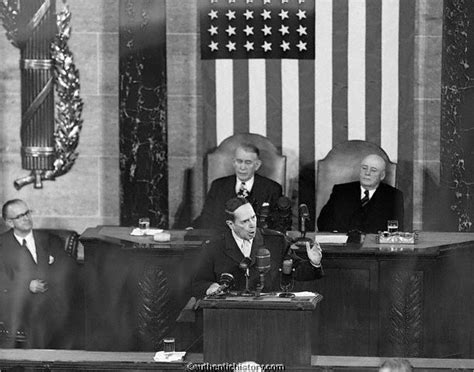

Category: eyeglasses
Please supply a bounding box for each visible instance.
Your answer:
[8,210,33,220]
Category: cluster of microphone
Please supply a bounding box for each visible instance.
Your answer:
[212,247,295,298]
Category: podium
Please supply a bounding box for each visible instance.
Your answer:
[199,293,322,365]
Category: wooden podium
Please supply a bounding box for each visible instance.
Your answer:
[199,293,322,366]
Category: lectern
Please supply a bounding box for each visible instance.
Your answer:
[199,293,322,365]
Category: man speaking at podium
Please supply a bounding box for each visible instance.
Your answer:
[192,197,323,298]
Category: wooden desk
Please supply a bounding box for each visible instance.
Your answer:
[81,227,474,358]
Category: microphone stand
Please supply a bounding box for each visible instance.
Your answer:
[241,269,253,297]
[293,216,314,247]
[255,272,265,297]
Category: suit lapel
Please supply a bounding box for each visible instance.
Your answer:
[223,231,245,264]
[33,231,48,268]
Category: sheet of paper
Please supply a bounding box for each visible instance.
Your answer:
[314,234,348,244]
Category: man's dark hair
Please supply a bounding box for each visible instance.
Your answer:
[2,199,24,220]
[237,143,260,158]
[224,197,249,222]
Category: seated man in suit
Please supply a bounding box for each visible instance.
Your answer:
[317,154,404,234]
[192,143,283,232]
[0,199,75,348]
[192,197,323,298]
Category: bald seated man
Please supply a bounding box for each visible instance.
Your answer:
[317,154,404,233]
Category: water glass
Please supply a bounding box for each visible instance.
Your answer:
[387,220,399,233]
[138,217,150,231]
[163,337,175,353]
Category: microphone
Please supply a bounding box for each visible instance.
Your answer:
[215,272,234,295]
[294,203,313,248]
[298,204,310,236]
[209,273,234,296]
[239,257,253,296]
[256,248,271,296]
[279,258,295,298]
[272,196,292,233]
[257,202,270,229]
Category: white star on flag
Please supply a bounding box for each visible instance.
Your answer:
[228,0,235,3]
[226,25,236,36]
[261,41,272,52]
[279,9,289,20]
[296,24,307,36]
[226,40,236,52]
[243,24,254,36]
[208,25,218,35]
[226,9,236,20]
[279,24,289,35]
[261,9,271,20]
[209,41,219,51]
[296,9,306,20]
[243,40,254,51]
[261,24,272,36]
[246,0,253,3]
[281,0,289,3]
[280,40,290,51]
[208,9,218,20]
[298,0,305,3]
[243,9,254,20]
[296,40,307,51]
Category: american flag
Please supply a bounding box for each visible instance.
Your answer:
[200,0,314,59]
[200,0,415,229]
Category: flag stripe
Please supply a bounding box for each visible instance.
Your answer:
[216,60,234,143]
[266,60,282,151]
[281,59,299,196]
[202,59,217,150]
[299,59,316,225]
[332,0,349,145]
[365,0,382,145]
[380,0,399,162]
[233,60,249,134]
[347,0,366,140]
[249,59,267,136]
[314,0,333,160]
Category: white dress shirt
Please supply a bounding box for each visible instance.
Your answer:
[231,230,253,257]
[14,231,37,263]
[360,186,376,200]
[235,176,255,195]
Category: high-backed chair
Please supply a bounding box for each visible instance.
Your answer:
[206,133,286,194]
[315,140,397,230]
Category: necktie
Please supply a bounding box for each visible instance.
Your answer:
[238,182,249,198]
[241,240,251,257]
[361,189,370,207]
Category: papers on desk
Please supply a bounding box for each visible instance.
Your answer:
[314,234,348,244]
[153,351,186,362]
[130,228,164,236]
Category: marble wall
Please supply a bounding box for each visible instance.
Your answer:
[0,0,120,233]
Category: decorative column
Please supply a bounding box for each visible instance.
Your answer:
[119,0,168,228]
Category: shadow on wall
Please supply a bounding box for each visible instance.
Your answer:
[172,168,194,229]
[423,167,459,231]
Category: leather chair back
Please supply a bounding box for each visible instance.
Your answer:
[315,140,397,229]
[206,133,286,193]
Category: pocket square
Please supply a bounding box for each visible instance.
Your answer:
[48,255,55,265]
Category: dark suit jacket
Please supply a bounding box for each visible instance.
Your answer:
[317,181,404,233]
[0,229,74,348]
[193,174,283,231]
[192,228,323,298]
